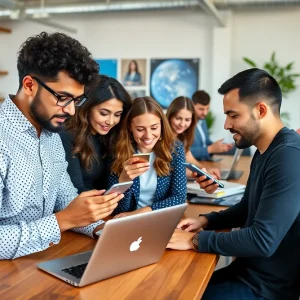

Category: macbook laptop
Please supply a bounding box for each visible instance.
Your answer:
[38,203,187,287]
[220,149,244,180]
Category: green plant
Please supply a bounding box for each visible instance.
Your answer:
[206,110,215,133]
[243,52,300,125]
[243,52,300,98]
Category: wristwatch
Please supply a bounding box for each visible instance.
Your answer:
[191,233,199,251]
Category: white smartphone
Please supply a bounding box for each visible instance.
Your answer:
[104,181,133,195]
[183,162,224,188]
[132,153,150,163]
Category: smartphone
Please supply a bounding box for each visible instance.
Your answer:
[183,162,224,188]
[104,181,134,195]
[132,153,150,163]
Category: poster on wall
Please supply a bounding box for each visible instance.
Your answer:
[95,59,117,79]
[150,58,199,108]
[121,59,147,87]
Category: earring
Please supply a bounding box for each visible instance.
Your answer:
[159,136,162,140]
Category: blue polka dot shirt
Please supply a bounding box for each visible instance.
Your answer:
[108,141,187,213]
[0,96,104,259]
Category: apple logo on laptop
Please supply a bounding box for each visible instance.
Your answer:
[130,237,142,252]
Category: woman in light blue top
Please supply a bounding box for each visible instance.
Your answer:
[108,96,186,218]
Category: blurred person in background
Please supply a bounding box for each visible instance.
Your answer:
[191,90,233,161]
[166,96,220,179]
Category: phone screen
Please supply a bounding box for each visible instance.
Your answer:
[132,153,150,163]
[104,181,133,195]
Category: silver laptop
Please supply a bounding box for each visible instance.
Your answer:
[38,203,187,287]
[220,149,244,180]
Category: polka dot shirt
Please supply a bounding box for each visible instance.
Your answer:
[108,141,187,214]
[0,96,103,260]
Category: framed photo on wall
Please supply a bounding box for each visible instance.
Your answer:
[121,59,147,87]
[150,58,199,108]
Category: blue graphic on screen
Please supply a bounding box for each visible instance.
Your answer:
[95,59,117,79]
[150,59,199,108]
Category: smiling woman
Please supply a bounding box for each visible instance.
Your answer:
[60,75,132,193]
[166,96,221,179]
[108,97,187,218]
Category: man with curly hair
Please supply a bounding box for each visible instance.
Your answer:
[0,32,124,259]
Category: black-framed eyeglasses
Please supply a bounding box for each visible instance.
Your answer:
[32,76,88,107]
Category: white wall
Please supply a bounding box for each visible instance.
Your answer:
[0,10,214,98]
[1,7,300,135]
[232,7,300,131]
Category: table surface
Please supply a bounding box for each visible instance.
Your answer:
[0,155,251,300]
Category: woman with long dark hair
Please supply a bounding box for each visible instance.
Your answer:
[60,75,132,192]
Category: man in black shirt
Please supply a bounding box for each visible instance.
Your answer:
[168,68,300,300]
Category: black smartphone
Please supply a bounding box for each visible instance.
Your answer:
[183,162,224,188]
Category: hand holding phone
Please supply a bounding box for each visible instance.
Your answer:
[132,153,150,163]
[104,181,133,195]
[183,162,224,188]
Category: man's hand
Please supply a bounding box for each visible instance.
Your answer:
[208,139,233,154]
[56,190,124,232]
[177,216,208,232]
[167,229,195,250]
[207,168,221,180]
[119,157,150,182]
[193,168,219,194]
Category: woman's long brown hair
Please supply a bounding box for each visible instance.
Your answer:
[166,96,197,153]
[64,75,132,170]
[111,97,176,177]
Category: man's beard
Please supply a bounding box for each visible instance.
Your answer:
[231,130,254,149]
[230,116,260,149]
[30,89,70,133]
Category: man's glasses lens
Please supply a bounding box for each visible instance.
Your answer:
[32,76,87,107]
[57,95,87,107]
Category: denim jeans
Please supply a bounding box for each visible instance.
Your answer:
[202,263,266,300]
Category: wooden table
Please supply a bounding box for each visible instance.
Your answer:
[0,156,251,300]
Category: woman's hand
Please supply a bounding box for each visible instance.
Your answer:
[119,157,150,182]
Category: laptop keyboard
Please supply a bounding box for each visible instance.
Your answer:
[61,263,88,279]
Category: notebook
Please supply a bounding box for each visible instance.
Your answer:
[189,192,244,206]
[187,180,245,198]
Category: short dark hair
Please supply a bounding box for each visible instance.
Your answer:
[218,68,282,115]
[192,90,210,105]
[17,32,99,90]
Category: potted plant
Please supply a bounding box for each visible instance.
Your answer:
[206,110,215,134]
[243,52,300,126]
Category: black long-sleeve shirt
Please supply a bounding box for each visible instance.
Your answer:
[198,127,300,300]
[59,131,108,193]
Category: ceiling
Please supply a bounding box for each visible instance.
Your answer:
[1,0,300,33]
[2,0,300,11]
